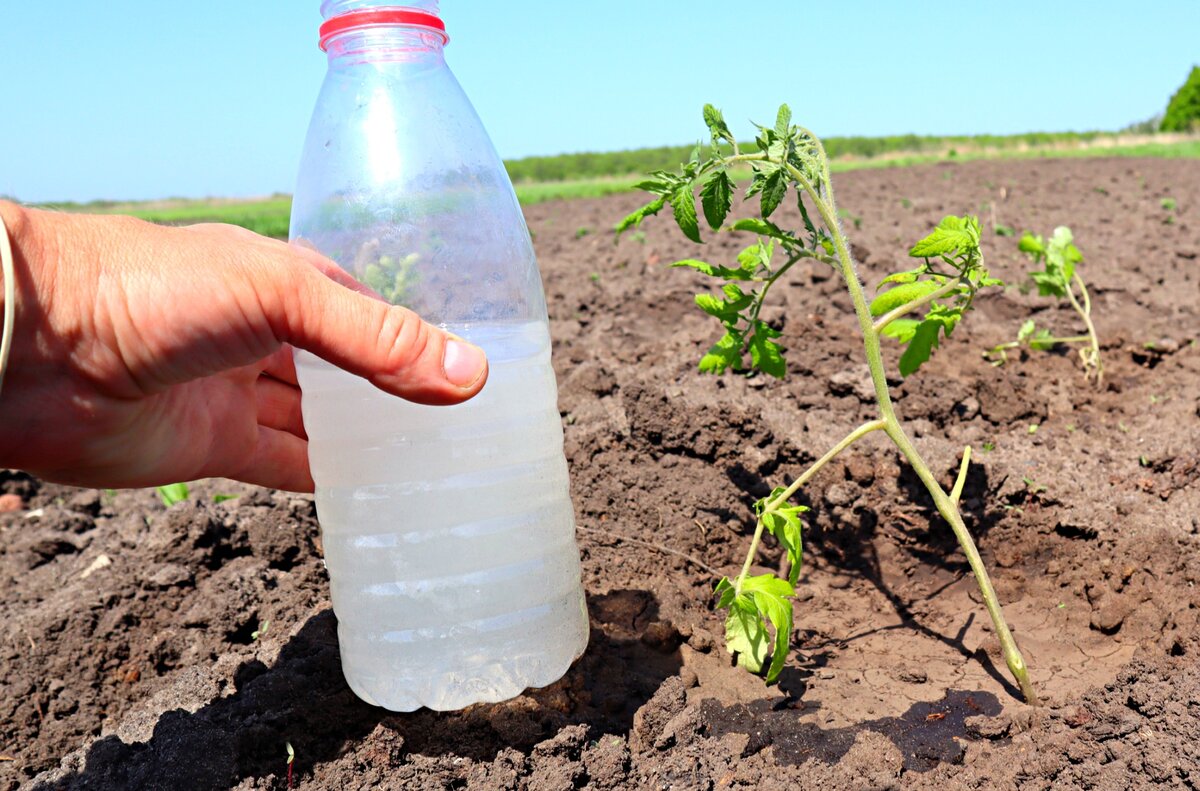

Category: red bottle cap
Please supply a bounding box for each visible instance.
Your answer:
[319,8,448,51]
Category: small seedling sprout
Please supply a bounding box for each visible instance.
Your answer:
[286,741,295,789]
[617,104,1038,704]
[985,227,1103,383]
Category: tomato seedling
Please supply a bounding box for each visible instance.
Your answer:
[985,227,1102,383]
[617,104,1038,704]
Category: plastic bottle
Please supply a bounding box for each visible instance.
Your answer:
[289,0,588,712]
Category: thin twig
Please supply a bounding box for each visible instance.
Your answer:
[577,525,722,577]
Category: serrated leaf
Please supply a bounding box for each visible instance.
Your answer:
[753,588,793,683]
[739,574,795,684]
[749,326,786,378]
[881,317,920,343]
[703,104,734,145]
[909,215,979,258]
[694,293,731,317]
[762,509,804,586]
[760,169,787,218]
[671,184,701,243]
[898,318,944,377]
[869,279,945,317]
[632,178,670,195]
[671,259,715,276]
[714,576,736,607]
[615,196,666,234]
[721,283,754,311]
[775,104,792,137]
[700,169,734,230]
[724,596,768,674]
[731,218,788,240]
[699,331,743,374]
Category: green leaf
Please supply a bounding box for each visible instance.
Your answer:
[730,218,789,241]
[1017,319,1037,341]
[212,494,238,504]
[724,595,769,674]
[880,317,920,343]
[694,293,732,317]
[670,184,701,243]
[671,259,715,276]
[702,104,735,145]
[615,196,666,234]
[908,215,979,258]
[674,257,754,281]
[700,170,734,230]
[760,169,787,218]
[898,318,944,377]
[749,325,787,378]
[722,283,754,312]
[774,104,792,137]
[699,331,743,374]
[869,279,945,317]
[740,574,795,684]
[1030,270,1067,298]
[1029,328,1057,351]
[1018,232,1045,257]
[632,178,669,195]
[157,482,189,507]
[762,508,805,586]
[879,269,923,286]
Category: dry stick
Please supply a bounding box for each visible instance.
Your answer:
[577,525,722,577]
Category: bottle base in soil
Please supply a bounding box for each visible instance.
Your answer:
[295,321,589,712]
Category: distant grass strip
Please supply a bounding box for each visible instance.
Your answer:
[40,134,1199,238]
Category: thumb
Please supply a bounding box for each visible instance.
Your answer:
[281,265,488,406]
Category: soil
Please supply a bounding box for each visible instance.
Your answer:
[4,156,1200,790]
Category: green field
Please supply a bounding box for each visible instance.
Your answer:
[41,132,1200,238]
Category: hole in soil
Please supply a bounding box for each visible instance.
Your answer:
[226,614,260,645]
[1054,522,1098,540]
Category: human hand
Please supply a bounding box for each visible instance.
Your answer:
[0,202,488,492]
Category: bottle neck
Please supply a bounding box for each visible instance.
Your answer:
[324,26,446,65]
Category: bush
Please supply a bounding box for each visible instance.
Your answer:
[1161,66,1200,132]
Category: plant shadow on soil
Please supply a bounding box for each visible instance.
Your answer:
[33,590,681,791]
[700,688,1003,772]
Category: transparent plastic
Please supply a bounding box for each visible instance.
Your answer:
[290,5,588,712]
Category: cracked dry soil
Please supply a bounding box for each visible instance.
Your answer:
[4,157,1200,789]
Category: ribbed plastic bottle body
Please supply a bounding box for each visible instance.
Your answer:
[290,15,588,711]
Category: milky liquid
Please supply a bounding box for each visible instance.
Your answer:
[294,321,588,711]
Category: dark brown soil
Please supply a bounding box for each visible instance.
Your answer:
[5,157,1200,790]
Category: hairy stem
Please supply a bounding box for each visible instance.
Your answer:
[733,419,885,596]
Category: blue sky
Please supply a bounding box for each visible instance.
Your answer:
[2,1,1196,203]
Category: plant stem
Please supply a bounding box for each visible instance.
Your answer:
[733,419,886,596]
[1067,272,1102,383]
[808,180,1039,705]
[950,446,971,505]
